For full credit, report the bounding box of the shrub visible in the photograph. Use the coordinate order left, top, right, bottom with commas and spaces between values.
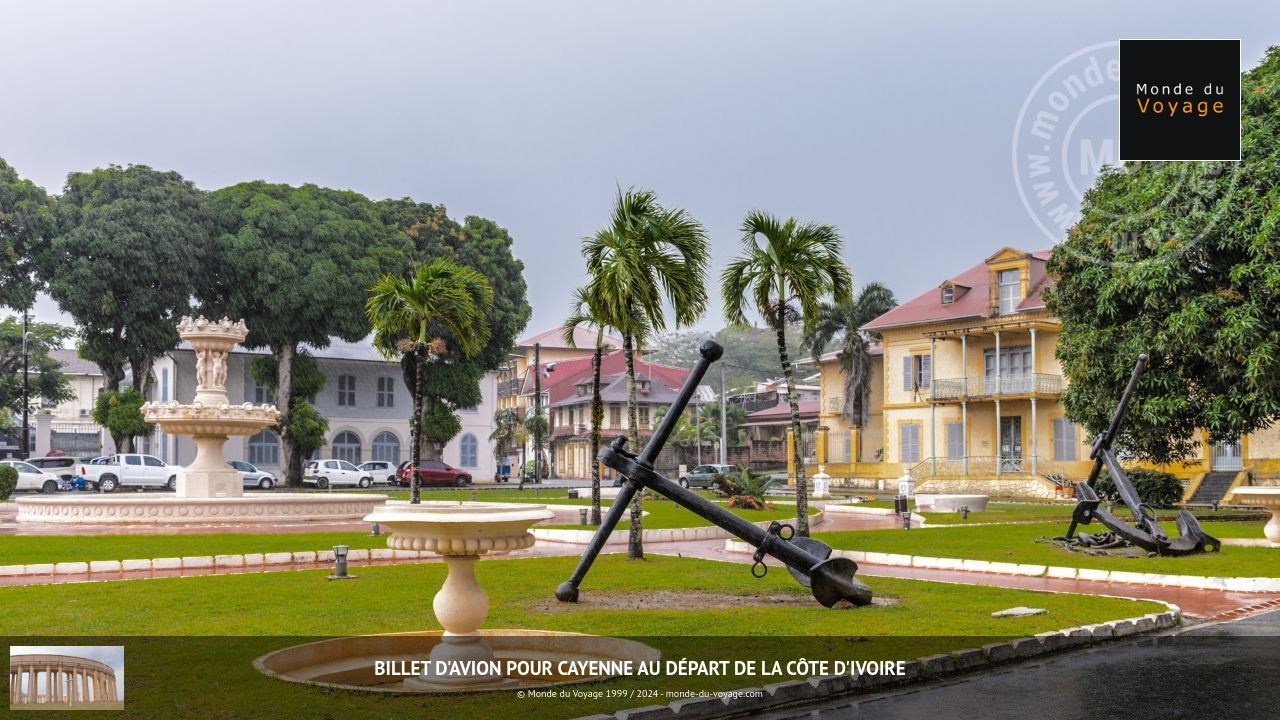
1094, 467, 1183, 508
713, 468, 776, 511
0, 465, 17, 501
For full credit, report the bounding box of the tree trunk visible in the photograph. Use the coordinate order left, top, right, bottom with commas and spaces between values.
130, 355, 155, 397
410, 346, 426, 504
776, 320, 809, 537
590, 344, 603, 525
623, 334, 643, 560
273, 343, 303, 487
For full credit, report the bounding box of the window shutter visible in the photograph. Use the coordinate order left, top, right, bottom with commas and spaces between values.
920, 355, 932, 388
902, 356, 913, 390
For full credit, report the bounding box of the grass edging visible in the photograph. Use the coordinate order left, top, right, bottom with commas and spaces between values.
724, 539, 1280, 592
0, 547, 429, 580
581, 605, 1181, 720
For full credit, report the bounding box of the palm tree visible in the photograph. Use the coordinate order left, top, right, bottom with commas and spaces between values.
562, 286, 617, 526
722, 211, 852, 537
366, 258, 493, 504
582, 187, 709, 559
489, 407, 520, 472
802, 282, 897, 460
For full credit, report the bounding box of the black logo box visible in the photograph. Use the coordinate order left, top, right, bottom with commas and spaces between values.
1119, 39, 1240, 161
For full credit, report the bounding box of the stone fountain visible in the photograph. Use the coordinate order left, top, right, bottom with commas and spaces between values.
255, 501, 658, 692
16, 317, 387, 525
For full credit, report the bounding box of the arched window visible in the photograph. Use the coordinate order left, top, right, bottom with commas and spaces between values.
460, 433, 478, 468
371, 431, 401, 464
248, 429, 281, 466
332, 431, 362, 464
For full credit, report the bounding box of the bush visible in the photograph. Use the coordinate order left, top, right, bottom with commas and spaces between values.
712, 468, 776, 511
1094, 467, 1183, 508
0, 465, 17, 501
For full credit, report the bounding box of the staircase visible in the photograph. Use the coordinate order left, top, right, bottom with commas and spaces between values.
1188, 471, 1239, 505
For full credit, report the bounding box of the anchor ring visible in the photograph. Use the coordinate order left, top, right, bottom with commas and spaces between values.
751, 561, 768, 578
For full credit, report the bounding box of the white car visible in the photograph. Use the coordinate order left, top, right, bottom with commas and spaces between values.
227, 460, 276, 490
358, 460, 398, 485
1, 460, 62, 494
79, 454, 181, 492
303, 459, 373, 489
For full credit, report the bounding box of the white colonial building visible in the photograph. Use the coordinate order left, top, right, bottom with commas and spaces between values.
46, 340, 499, 481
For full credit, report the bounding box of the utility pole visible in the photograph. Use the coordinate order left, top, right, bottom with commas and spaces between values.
719, 362, 727, 465
533, 342, 542, 484
21, 311, 31, 459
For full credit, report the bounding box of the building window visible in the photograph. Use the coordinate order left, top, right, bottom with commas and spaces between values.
638, 406, 650, 428
1053, 418, 1078, 461
161, 368, 170, 402
460, 433, 478, 468
997, 269, 1021, 314
332, 430, 362, 464
610, 404, 622, 428
376, 376, 395, 408
338, 375, 356, 407
941, 286, 954, 304
901, 354, 931, 391
248, 429, 281, 466
371, 431, 400, 464
946, 421, 964, 460
899, 424, 922, 463
253, 380, 269, 405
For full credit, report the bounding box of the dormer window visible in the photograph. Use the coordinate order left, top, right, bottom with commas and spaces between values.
941, 286, 954, 304
997, 269, 1021, 314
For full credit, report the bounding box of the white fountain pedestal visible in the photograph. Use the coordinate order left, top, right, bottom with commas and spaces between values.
363, 501, 554, 690
1228, 487, 1280, 545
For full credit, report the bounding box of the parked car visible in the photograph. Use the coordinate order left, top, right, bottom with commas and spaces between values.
227, 460, 275, 490
397, 460, 472, 487
23, 456, 79, 481
678, 463, 735, 489
304, 459, 374, 489
358, 460, 398, 485
0, 459, 62, 494
78, 454, 180, 492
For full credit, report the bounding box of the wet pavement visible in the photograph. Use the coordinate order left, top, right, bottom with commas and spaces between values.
766, 609, 1280, 720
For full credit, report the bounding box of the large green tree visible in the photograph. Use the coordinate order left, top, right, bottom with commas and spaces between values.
802, 281, 897, 458
0, 317, 73, 431
722, 211, 852, 537
0, 158, 55, 312
201, 182, 411, 485
250, 352, 329, 464
41, 165, 209, 406
366, 258, 492, 503
379, 200, 530, 461
1047, 48, 1280, 464
582, 187, 708, 559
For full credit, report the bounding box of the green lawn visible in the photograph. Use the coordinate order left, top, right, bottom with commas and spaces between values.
0, 555, 1164, 719
541, 498, 799, 530
817, 521, 1277, 577
0, 531, 386, 565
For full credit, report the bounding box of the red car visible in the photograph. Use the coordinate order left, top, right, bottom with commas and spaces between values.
397, 460, 473, 487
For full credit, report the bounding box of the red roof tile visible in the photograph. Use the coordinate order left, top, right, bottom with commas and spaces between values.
863, 247, 1053, 331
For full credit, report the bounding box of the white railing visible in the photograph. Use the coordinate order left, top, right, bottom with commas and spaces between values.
908, 455, 1065, 480
930, 373, 1064, 401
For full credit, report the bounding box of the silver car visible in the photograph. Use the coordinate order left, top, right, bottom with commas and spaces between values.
227, 460, 276, 490
678, 464, 735, 489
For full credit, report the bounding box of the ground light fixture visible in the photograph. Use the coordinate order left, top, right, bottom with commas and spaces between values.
961, 506, 970, 520
370, 522, 381, 536
579, 508, 589, 525
902, 510, 913, 531
328, 544, 355, 580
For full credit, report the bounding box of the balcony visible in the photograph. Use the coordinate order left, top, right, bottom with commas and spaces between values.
929, 373, 1064, 402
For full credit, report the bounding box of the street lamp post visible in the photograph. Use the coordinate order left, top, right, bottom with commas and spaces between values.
719, 363, 727, 465
21, 312, 32, 459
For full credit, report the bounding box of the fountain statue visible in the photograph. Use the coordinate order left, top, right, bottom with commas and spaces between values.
16, 317, 387, 525
143, 317, 280, 498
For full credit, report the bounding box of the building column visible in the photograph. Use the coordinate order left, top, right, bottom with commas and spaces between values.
45, 664, 51, 703
994, 330, 1002, 478
1031, 396, 1039, 475
929, 337, 937, 475
786, 428, 796, 487
816, 426, 828, 465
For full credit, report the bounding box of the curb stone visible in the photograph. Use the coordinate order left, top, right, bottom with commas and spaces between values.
587, 606, 1179, 720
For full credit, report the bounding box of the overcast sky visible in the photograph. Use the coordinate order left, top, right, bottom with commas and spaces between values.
4, 1, 1276, 336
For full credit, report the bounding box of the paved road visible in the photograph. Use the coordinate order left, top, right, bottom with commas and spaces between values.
768, 610, 1280, 720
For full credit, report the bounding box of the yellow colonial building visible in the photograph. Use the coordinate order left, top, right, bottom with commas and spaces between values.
810, 246, 1280, 501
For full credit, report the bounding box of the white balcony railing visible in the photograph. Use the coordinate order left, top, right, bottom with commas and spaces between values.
930, 373, 1063, 401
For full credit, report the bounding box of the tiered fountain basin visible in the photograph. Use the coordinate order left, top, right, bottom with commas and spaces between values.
14, 492, 387, 524
1227, 487, 1280, 545
259, 501, 658, 693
